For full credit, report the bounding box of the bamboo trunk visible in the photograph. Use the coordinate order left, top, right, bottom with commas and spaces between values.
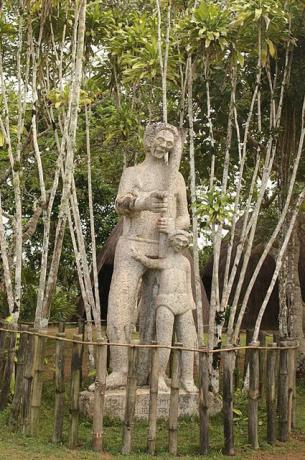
168, 344, 180, 456
29, 331, 46, 436
199, 349, 209, 455
78, 319, 85, 386
69, 334, 83, 449
223, 349, 235, 456
248, 341, 259, 449
266, 343, 277, 445
122, 345, 138, 455
278, 341, 289, 442
147, 342, 159, 455
52, 322, 66, 443
243, 329, 253, 380
92, 339, 107, 452
10, 325, 29, 429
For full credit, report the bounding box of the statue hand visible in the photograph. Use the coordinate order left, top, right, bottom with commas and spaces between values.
135, 191, 168, 213
157, 217, 174, 234
130, 246, 142, 261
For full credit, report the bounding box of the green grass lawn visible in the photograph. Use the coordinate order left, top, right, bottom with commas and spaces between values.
0, 381, 305, 460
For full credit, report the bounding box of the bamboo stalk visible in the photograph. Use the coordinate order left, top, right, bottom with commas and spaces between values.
223, 349, 235, 456
266, 343, 277, 445
29, 331, 46, 435
122, 345, 138, 455
278, 340, 289, 442
92, 339, 107, 452
248, 341, 259, 449
52, 322, 66, 443
147, 342, 159, 455
168, 344, 180, 456
199, 349, 209, 455
69, 334, 83, 449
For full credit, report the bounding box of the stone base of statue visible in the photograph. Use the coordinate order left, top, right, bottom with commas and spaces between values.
79, 387, 222, 421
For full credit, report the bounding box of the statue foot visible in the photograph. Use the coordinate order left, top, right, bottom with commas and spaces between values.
158, 376, 170, 393
181, 379, 198, 393
106, 371, 127, 389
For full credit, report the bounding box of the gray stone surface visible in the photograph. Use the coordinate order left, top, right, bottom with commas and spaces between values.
80, 387, 222, 421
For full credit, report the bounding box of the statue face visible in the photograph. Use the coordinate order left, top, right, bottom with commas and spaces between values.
151, 129, 175, 160
171, 236, 188, 252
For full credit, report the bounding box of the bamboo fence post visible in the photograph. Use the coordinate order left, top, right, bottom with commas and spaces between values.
78, 319, 85, 387
52, 322, 66, 443
223, 348, 235, 456
266, 343, 277, 445
0, 324, 15, 411
69, 333, 83, 449
291, 342, 297, 430
92, 338, 107, 452
287, 339, 297, 433
278, 340, 289, 442
168, 343, 181, 456
199, 348, 209, 455
243, 329, 253, 379
0, 326, 8, 395
147, 341, 159, 455
9, 325, 29, 429
248, 341, 260, 449
29, 330, 46, 436
258, 331, 266, 397
23, 329, 35, 434
122, 345, 138, 455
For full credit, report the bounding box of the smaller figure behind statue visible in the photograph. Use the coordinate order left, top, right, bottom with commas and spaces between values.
131, 230, 198, 393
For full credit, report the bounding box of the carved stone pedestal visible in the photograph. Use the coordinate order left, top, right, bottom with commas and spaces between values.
79, 387, 222, 421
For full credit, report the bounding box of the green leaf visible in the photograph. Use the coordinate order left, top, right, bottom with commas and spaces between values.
0, 131, 4, 147
254, 8, 262, 21
267, 39, 276, 58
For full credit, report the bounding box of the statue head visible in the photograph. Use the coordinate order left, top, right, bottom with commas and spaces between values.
168, 229, 191, 252
144, 122, 179, 162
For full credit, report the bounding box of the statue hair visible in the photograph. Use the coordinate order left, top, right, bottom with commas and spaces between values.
143, 122, 179, 152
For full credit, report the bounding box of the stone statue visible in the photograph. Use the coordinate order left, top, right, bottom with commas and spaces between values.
131, 229, 198, 393
106, 122, 190, 388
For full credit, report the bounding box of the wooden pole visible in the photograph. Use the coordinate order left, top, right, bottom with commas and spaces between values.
199, 349, 209, 455
122, 345, 138, 455
92, 339, 107, 452
278, 340, 289, 442
78, 319, 85, 387
223, 349, 235, 456
168, 343, 181, 456
29, 330, 46, 436
291, 343, 297, 430
248, 341, 259, 449
266, 343, 277, 445
243, 329, 253, 379
147, 342, 159, 455
9, 325, 29, 429
52, 322, 66, 443
69, 334, 83, 449
0, 324, 15, 411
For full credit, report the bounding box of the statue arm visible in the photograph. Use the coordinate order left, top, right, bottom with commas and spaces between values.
132, 251, 165, 270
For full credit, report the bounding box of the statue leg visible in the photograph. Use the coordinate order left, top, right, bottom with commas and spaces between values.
176, 310, 198, 392
107, 242, 145, 388
156, 305, 174, 393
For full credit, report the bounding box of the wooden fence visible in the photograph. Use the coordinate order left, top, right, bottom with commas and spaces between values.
0, 322, 298, 456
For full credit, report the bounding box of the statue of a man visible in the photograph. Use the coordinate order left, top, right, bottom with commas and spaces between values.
106, 122, 190, 388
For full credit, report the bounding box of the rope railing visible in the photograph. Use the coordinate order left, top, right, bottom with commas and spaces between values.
0, 326, 298, 353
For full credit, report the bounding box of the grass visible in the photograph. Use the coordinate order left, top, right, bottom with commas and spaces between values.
0, 381, 305, 460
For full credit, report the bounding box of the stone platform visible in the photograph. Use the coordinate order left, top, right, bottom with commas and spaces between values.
80, 387, 222, 421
